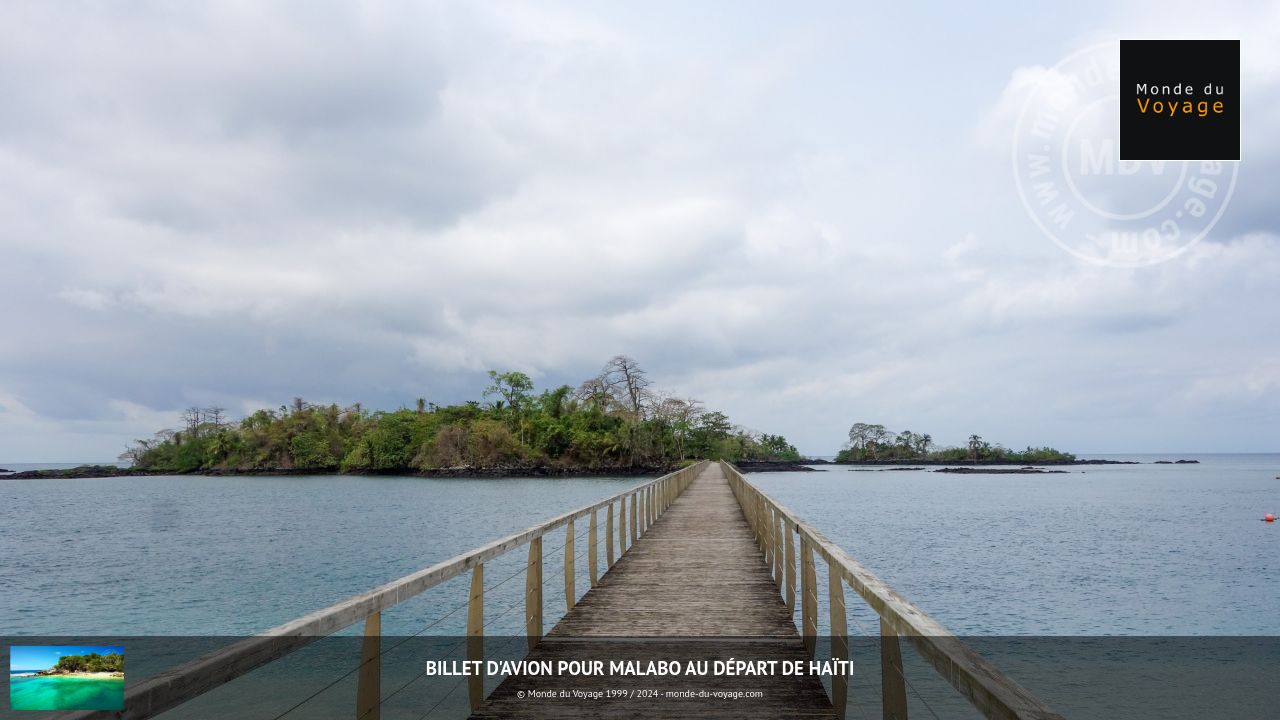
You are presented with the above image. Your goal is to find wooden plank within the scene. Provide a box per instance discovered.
[630,492,638,544]
[881,618,908,720]
[467,565,484,711]
[355,611,380,720]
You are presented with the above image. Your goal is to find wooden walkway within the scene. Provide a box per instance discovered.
[74,461,1063,720]
[469,463,835,719]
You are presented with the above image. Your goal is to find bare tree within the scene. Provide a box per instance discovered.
[602,355,651,419]
[204,407,227,430]
[846,422,873,450]
[182,407,203,437]
[119,438,156,465]
[574,375,614,410]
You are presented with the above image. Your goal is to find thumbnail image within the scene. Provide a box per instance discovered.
[9,645,124,711]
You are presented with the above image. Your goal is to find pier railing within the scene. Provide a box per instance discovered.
[721,461,1065,720]
[56,461,708,720]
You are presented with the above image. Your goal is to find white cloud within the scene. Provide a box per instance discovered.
[2,1,1279,459]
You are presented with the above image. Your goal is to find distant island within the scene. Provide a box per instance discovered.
[834,423,1077,464]
[101,357,804,478]
[732,422,1201,474]
[831,422,1196,466]
[2,397,1202,481]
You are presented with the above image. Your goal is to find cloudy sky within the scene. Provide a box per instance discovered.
[1,0,1277,461]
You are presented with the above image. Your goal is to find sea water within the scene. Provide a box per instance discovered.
[8,673,124,711]
[2,457,1277,718]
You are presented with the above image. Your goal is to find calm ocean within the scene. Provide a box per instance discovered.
[2,455,1277,636]
[2,455,1277,718]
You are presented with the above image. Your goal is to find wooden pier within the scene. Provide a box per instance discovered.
[469,462,834,719]
[58,460,1065,720]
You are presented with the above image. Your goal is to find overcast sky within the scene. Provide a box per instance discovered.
[2,0,1278,461]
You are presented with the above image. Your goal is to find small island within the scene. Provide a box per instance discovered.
[835,423,1078,464]
[829,422,1198,468]
[35,652,124,678]
[9,357,806,480]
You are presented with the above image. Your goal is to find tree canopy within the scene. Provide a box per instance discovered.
[835,423,1074,464]
[124,356,803,473]
[50,652,123,674]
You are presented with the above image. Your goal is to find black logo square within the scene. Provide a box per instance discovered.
[1120,40,1239,160]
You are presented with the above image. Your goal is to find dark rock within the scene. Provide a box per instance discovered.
[734,461,820,473]
[935,467,1069,474]
[1072,459,1140,465]
[1174,459,1200,464]
[3,464,136,480]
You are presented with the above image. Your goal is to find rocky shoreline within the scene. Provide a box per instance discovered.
[0,464,140,479]
[2,457,1203,479]
[0,463,683,480]
[732,461,821,473]
[935,466,1068,474]
[832,458,1197,466]
[735,458,1201,473]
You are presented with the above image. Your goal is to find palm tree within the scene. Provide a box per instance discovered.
[968,434,983,463]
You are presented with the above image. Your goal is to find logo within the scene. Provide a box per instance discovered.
[1013,42,1238,267]
[1120,40,1240,161]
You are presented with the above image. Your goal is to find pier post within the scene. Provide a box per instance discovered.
[355,611,380,720]
[801,538,817,658]
[630,493,638,544]
[588,510,599,587]
[607,503,616,566]
[830,572,849,719]
[880,618,908,720]
[525,537,543,650]
[564,519,575,610]
[620,499,628,553]
[785,522,796,613]
[467,565,484,711]
[772,509,784,590]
